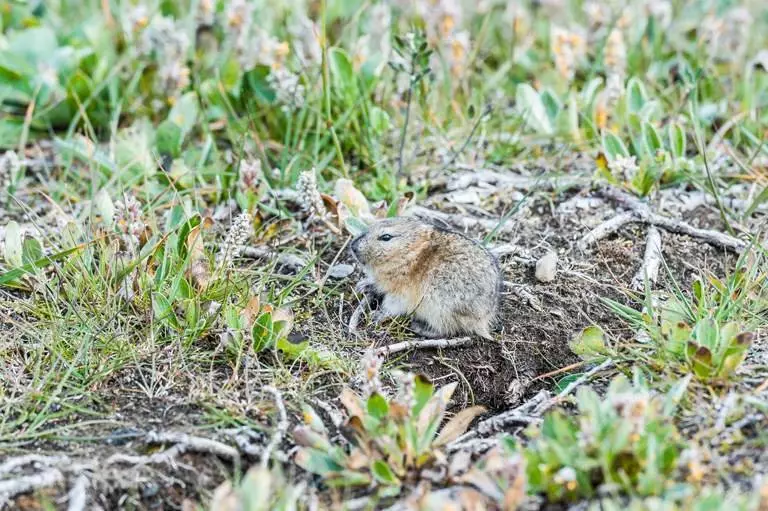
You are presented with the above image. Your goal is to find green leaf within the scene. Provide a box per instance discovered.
[167,92,199,139]
[642,121,662,156]
[252,312,275,352]
[0,118,25,150]
[540,89,561,123]
[744,185,768,217]
[667,122,685,158]
[155,120,183,157]
[661,374,691,416]
[0,243,88,287]
[329,47,355,99]
[152,292,179,329]
[54,137,116,177]
[693,318,718,350]
[569,325,607,359]
[176,215,202,258]
[7,27,58,65]
[343,216,369,236]
[554,373,582,393]
[245,65,276,103]
[718,331,753,376]
[369,106,390,136]
[686,342,713,379]
[412,375,434,416]
[22,237,42,266]
[602,131,629,159]
[87,188,112,228]
[626,77,647,113]
[516,84,553,135]
[371,460,399,485]
[275,336,346,371]
[4,221,23,267]
[367,392,389,420]
[566,92,580,142]
[294,448,345,476]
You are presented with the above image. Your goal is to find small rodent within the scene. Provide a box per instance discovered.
[351,217,501,339]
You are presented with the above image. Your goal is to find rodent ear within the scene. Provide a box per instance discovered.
[420,216,451,232]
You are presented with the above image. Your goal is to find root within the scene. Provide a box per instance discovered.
[631,226,662,290]
[375,336,473,357]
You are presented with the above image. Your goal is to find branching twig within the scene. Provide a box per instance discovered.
[602,188,748,252]
[450,360,616,453]
[261,386,289,468]
[105,431,239,467]
[375,337,473,357]
[631,226,662,290]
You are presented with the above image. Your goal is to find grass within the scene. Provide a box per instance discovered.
[1,0,767,509]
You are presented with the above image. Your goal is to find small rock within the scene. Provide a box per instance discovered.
[328,263,355,279]
[277,253,310,271]
[535,252,558,283]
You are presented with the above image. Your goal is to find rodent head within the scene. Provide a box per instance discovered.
[351,217,436,277]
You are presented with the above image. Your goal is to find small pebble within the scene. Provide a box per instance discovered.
[535,251,558,283]
[328,263,355,279]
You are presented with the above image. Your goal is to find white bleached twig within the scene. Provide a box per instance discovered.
[376,336,473,356]
[631,226,662,290]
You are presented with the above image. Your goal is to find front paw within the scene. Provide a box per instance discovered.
[355,278,376,294]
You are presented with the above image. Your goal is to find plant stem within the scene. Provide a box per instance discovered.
[397,54,416,178]
[320,0,348,178]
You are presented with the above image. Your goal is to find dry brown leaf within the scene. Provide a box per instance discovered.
[186,225,211,290]
[346,447,369,470]
[434,405,487,447]
[334,178,373,220]
[272,306,294,338]
[395,191,414,216]
[241,295,261,328]
[417,381,458,434]
[340,388,366,421]
[208,480,238,511]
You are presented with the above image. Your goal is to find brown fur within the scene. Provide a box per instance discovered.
[351,217,501,339]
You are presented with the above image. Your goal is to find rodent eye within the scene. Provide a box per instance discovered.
[377,234,394,242]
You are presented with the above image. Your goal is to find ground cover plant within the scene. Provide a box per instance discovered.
[1,0,767,509]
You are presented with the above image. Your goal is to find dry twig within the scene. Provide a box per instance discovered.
[261,386,289,468]
[0,469,63,505]
[105,431,239,467]
[631,226,662,290]
[66,474,89,511]
[375,337,473,357]
[579,188,749,253]
[577,212,636,250]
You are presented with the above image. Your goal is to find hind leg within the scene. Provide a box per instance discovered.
[409,318,443,339]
